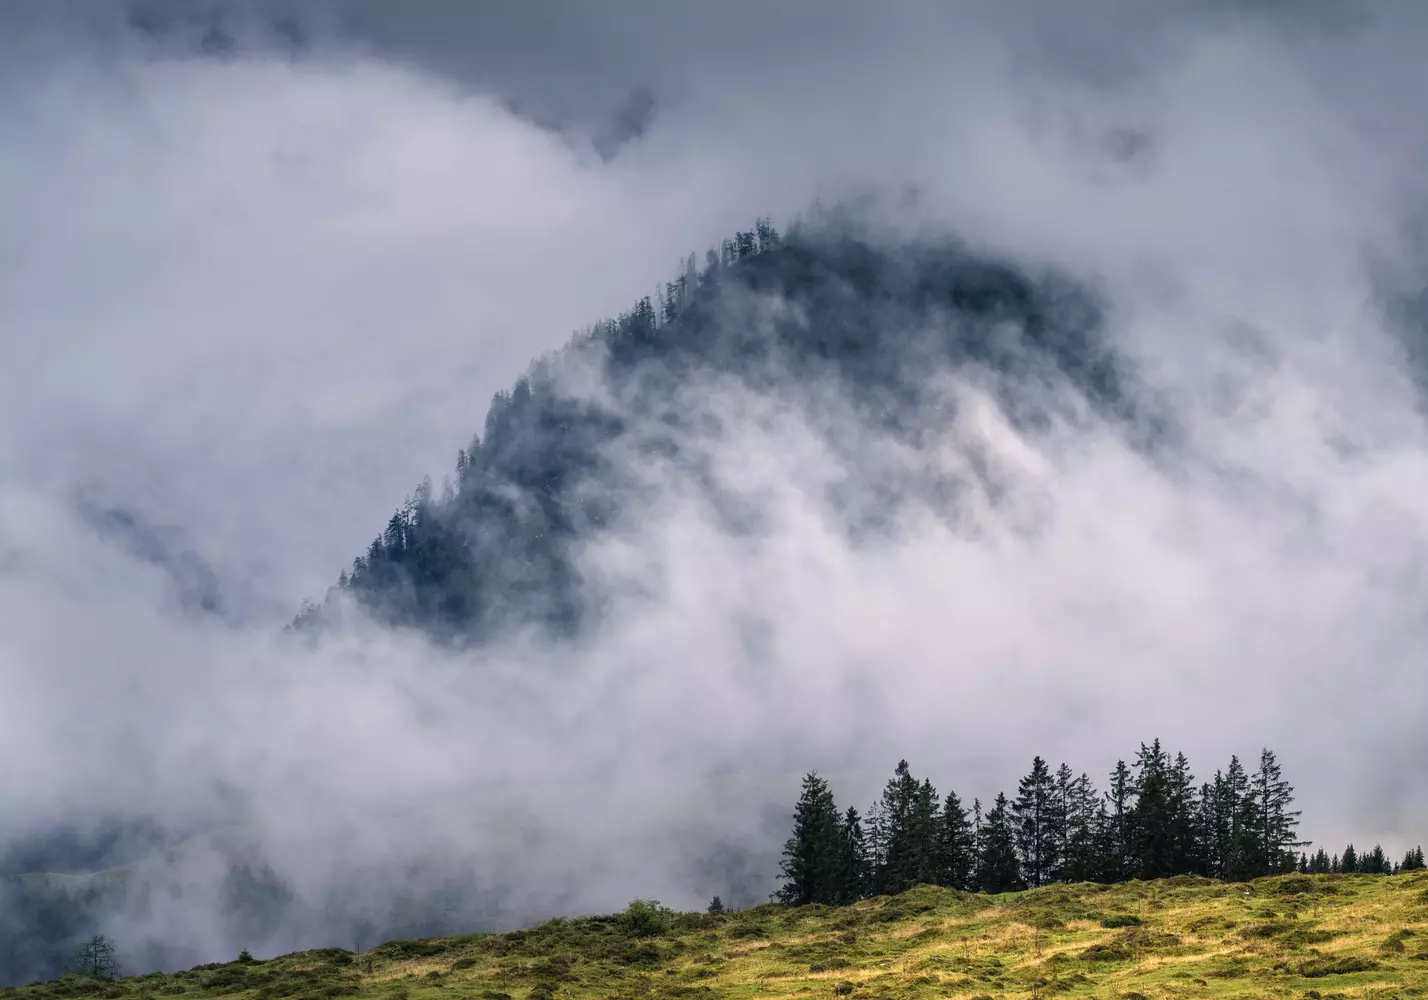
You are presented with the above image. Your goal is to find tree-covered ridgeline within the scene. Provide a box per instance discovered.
[292,211,1134,642]
[776,743,1426,905]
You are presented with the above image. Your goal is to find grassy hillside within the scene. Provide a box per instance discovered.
[11,874,1427,1000]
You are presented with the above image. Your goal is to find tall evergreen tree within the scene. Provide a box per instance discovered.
[1359,845,1389,875]
[1130,740,1174,879]
[1341,843,1358,874]
[1103,760,1136,882]
[776,773,843,905]
[936,790,975,890]
[875,760,923,894]
[835,806,870,903]
[976,793,1025,893]
[1012,756,1061,887]
[1061,772,1102,883]
[1250,748,1303,875]
[1167,751,1200,875]
[1219,755,1256,881]
[909,778,943,886]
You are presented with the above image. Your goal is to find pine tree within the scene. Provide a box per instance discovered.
[1103,760,1136,882]
[707,896,725,914]
[1012,756,1061,887]
[876,760,923,894]
[1341,843,1358,874]
[976,793,1025,893]
[835,807,870,903]
[1220,755,1256,881]
[1310,847,1331,874]
[910,778,943,886]
[1360,844,1389,874]
[1061,773,1102,883]
[1130,739,1174,879]
[776,773,843,905]
[1167,752,1201,875]
[936,790,975,890]
[1250,749,1303,874]
[72,936,118,980]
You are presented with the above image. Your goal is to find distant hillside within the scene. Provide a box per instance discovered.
[14,874,1428,998]
[293,213,1138,642]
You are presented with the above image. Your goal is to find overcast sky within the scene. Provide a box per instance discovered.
[3,0,1428,971]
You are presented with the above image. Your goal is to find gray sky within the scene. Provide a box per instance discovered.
[2,0,1428,970]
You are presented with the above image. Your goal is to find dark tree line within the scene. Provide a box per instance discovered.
[777,743,1425,904]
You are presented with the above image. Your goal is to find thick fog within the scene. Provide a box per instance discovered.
[3,0,1428,979]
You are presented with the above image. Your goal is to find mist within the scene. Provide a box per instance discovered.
[3,0,1428,982]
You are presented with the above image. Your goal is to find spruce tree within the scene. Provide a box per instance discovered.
[1167,752,1201,875]
[1250,748,1303,874]
[936,790,975,890]
[1341,843,1358,874]
[910,778,943,886]
[1360,844,1389,874]
[1104,760,1136,882]
[1130,739,1174,879]
[1220,755,1256,881]
[776,772,843,905]
[835,807,870,903]
[1012,756,1061,887]
[877,760,923,894]
[976,793,1025,893]
[1061,773,1102,883]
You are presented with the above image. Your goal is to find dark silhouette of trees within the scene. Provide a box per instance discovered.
[776,742,1409,907]
[71,935,117,980]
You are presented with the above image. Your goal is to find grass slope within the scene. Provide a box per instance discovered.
[10,874,1428,1000]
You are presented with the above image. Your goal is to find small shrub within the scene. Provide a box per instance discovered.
[620,899,675,938]
[451,958,477,970]
[1079,943,1131,962]
[1100,914,1142,928]
[1298,956,1379,978]
[832,982,854,996]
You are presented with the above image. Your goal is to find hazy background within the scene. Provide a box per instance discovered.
[3,0,1428,978]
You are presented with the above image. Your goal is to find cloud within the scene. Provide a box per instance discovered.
[2,0,1428,980]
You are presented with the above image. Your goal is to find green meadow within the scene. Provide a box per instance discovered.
[12,873,1428,1000]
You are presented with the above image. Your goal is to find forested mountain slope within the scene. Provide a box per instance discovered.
[17,875,1428,1000]
[293,216,1136,641]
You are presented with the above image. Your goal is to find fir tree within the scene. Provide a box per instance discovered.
[1104,760,1136,882]
[1250,748,1303,874]
[1167,751,1200,875]
[71,936,118,980]
[1130,739,1174,879]
[835,806,870,904]
[1341,843,1358,874]
[777,772,842,905]
[1012,756,1061,887]
[936,790,975,890]
[1360,844,1389,874]
[1060,773,1102,884]
[976,793,1024,893]
[910,778,943,886]
[876,760,923,894]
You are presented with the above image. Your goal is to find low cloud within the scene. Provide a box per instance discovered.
[2,0,1427,981]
